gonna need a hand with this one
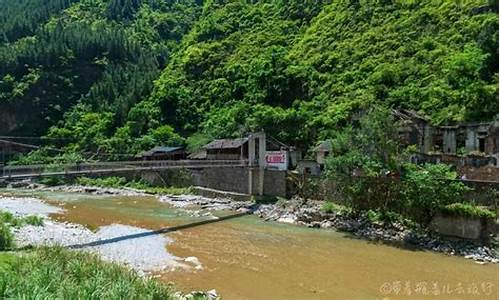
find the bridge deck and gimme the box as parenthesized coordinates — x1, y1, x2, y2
(0, 160, 248, 180)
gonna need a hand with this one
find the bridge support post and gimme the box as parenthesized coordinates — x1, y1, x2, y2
(247, 132, 266, 196)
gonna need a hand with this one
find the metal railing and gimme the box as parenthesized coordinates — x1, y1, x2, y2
(0, 160, 248, 179)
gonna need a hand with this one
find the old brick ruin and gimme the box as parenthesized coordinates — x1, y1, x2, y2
(394, 109, 498, 181)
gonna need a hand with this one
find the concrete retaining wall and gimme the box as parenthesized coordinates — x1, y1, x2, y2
(430, 213, 498, 241)
(430, 214, 483, 240)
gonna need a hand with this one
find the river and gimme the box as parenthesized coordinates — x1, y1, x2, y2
(8, 190, 499, 299)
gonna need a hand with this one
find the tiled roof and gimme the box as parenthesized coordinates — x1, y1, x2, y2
(203, 138, 248, 150)
(138, 146, 184, 157)
(188, 150, 207, 159)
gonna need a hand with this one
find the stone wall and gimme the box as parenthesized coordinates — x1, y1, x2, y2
(139, 169, 194, 187)
(263, 169, 288, 197)
(140, 167, 289, 198)
(462, 180, 499, 207)
(191, 167, 250, 194)
(457, 165, 498, 182)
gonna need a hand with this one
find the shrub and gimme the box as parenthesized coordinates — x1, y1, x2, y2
(275, 197, 288, 208)
(0, 223, 13, 250)
(0, 212, 14, 224)
(364, 209, 416, 228)
(40, 176, 67, 186)
(76, 176, 193, 195)
(401, 163, 471, 224)
(321, 202, 335, 213)
(366, 210, 381, 223)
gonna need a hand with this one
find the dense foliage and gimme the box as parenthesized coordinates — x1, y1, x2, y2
(324, 107, 474, 224)
(0, 0, 497, 158)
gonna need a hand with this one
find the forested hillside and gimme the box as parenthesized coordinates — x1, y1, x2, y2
(0, 0, 498, 158)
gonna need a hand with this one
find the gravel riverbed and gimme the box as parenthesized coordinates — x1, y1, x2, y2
(0, 189, 227, 299)
(0, 195, 200, 274)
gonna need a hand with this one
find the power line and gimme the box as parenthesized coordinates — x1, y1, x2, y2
(0, 139, 64, 152)
(0, 139, 136, 160)
(0, 136, 76, 141)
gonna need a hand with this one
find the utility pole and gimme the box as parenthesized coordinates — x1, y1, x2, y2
(1, 143, 5, 178)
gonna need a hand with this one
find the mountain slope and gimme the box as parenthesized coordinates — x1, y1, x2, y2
(0, 0, 497, 156)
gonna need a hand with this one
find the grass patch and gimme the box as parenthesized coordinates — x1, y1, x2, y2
(76, 176, 192, 195)
(22, 215, 44, 226)
(0, 211, 14, 224)
(0, 211, 44, 228)
(143, 186, 193, 195)
(440, 203, 497, 220)
(0, 252, 16, 271)
(76, 176, 127, 188)
(321, 202, 350, 214)
(0, 210, 45, 251)
(0, 247, 181, 299)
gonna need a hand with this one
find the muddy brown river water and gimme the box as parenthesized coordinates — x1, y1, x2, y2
(17, 191, 500, 299)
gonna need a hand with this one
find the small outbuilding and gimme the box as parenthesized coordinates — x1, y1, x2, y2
(296, 160, 322, 176)
(136, 146, 187, 160)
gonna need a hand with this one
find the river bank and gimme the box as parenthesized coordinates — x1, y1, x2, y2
(253, 200, 498, 263)
(156, 190, 499, 263)
(0, 193, 220, 300)
(4, 183, 499, 263)
(0, 185, 497, 299)
(0, 195, 200, 273)
(160, 193, 498, 263)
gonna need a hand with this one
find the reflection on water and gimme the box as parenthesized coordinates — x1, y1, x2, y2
(7, 190, 499, 300)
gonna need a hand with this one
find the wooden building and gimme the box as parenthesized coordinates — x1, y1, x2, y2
(203, 138, 249, 160)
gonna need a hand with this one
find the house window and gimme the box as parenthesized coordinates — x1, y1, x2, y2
(479, 137, 486, 153)
(434, 139, 443, 152)
(456, 132, 466, 154)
